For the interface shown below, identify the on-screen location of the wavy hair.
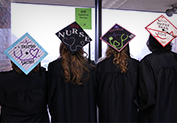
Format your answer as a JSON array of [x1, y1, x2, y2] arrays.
[[105, 45, 129, 73], [60, 42, 90, 85]]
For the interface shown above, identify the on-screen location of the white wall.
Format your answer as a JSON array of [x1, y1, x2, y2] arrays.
[[101, 9, 177, 60], [11, 3, 177, 68]]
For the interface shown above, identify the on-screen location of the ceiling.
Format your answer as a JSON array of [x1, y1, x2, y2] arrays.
[[11, 0, 177, 14]]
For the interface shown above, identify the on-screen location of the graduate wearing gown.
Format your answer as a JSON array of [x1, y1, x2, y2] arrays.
[[97, 45, 139, 123], [0, 63, 49, 123], [47, 43, 97, 123], [47, 22, 97, 123], [138, 34, 177, 122]]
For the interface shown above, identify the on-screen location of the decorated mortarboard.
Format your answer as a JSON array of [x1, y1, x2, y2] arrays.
[[4, 33, 48, 75], [145, 15, 177, 47], [56, 21, 92, 54], [100, 23, 135, 52]]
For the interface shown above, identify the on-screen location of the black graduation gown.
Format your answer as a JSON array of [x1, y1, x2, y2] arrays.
[[47, 58, 97, 123], [138, 51, 177, 122], [0, 68, 49, 123], [97, 55, 139, 123]]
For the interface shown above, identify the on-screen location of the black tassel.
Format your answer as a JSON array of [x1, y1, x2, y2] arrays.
[[88, 43, 91, 63], [39, 62, 42, 76]]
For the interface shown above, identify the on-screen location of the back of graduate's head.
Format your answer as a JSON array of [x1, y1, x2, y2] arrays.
[[59, 42, 90, 85], [105, 44, 130, 73], [59, 42, 87, 58], [11, 61, 39, 74], [146, 34, 172, 52]]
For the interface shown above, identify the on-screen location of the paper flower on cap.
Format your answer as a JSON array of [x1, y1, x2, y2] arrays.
[[4, 33, 48, 75], [100, 23, 135, 52], [145, 15, 177, 47], [56, 21, 92, 54]]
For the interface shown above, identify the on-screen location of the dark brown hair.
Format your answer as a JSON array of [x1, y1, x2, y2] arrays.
[[106, 45, 129, 73], [60, 42, 90, 85], [11, 61, 39, 74], [147, 34, 172, 52]]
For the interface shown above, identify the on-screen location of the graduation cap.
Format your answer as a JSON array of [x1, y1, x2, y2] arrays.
[[145, 15, 177, 47], [56, 21, 92, 55], [3, 33, 48, 75], [100, 23, 135, 52]]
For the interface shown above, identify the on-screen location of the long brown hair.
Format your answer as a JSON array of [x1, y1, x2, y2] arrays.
[[60, 42, 90, 85], [106, 45, 129, 73]]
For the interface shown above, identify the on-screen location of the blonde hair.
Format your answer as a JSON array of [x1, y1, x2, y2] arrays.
[[60, 42, 90, 85], [106, 46, 129, 73]]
